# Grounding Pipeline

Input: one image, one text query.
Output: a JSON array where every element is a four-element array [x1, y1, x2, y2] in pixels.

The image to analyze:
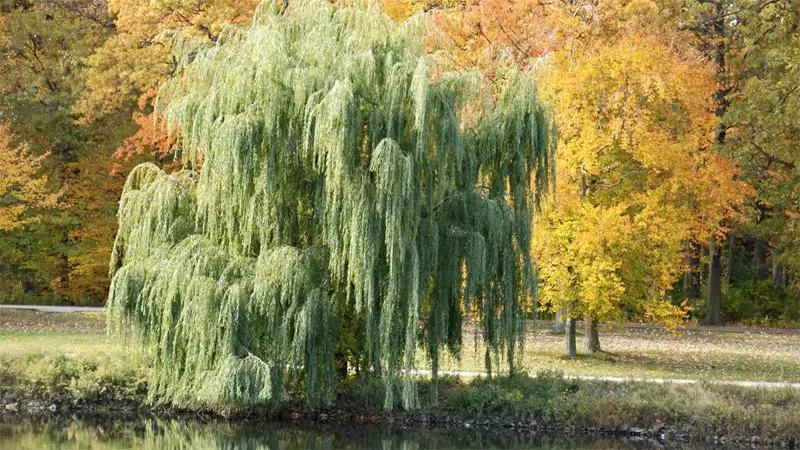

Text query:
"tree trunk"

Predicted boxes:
[[754, 239, 769, 281], [706, 240, 722, 326], [684, 240, 701, 299], [773, 247, 787, 290], [552, 308, 566, 332], [726, 236, 735, 287], [583, 318, 600, 354], [564, 318, 576, 358]]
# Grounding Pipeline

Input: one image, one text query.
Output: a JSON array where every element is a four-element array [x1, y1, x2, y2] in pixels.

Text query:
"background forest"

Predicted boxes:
[[1, 0, 799, 329]]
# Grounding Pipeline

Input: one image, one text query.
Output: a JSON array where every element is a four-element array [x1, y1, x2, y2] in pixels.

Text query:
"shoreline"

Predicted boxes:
[[2, 372, 799, 448]]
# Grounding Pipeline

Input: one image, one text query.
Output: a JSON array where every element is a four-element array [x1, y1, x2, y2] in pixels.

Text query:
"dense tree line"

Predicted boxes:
[[1, 0, 799, 350]]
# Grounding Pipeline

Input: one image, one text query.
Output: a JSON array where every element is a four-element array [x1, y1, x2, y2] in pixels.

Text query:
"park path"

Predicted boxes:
[[410, 369, 800, 389], [2, 304, 800, 335], [0, 304, 103, 313]]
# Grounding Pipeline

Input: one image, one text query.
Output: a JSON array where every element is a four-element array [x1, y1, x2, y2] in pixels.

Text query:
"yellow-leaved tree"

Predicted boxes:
[[0, 124, 59, 232], [435, 0, 753, 355], [535, 33, 751, 355]]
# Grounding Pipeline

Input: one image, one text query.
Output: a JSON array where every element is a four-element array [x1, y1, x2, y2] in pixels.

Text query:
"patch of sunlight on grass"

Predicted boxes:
[[414, 325, 800, 382], [0, 331, 118, 359]]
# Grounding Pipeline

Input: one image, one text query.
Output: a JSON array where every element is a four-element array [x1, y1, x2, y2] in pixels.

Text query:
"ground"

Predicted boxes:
[[0, 309, 112, 360], [431, 326, 800, 383], [2, 309, 799, 383]]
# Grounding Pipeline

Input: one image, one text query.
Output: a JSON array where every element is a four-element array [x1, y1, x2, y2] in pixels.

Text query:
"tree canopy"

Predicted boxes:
[[107, 0, 554, 410]]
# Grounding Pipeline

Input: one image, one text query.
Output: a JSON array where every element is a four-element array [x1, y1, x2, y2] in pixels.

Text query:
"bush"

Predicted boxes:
[[724, 280, 800, 325]]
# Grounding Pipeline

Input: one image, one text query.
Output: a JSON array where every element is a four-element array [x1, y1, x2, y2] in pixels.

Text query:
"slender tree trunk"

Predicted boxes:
[[684, 240, 700, 299], [726, 236, 735, 287], [583, 318, 600, 354], [773, 247, 787, 290], [564, 318, 576, 358], [706, 240, 722, 325], [754, 239, 769, 281], [552, 308, 566, 332]]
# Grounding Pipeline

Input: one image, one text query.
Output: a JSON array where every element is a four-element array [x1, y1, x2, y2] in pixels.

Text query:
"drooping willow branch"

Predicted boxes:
[[108, 0, 555, 411]]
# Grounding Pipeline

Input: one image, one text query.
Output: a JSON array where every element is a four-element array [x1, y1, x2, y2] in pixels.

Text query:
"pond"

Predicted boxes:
[[0, 417, 718, 449]]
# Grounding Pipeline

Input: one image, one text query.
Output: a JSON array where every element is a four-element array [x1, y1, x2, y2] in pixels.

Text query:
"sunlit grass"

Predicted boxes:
[[416, 326, 800, 383]]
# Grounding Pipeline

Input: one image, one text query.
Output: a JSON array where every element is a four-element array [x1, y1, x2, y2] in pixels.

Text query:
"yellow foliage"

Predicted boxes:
[[534, 33, 751, 325], [0, 124, 59, 232]]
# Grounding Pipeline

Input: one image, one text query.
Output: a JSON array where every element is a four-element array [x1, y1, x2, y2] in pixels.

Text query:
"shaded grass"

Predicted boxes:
[[0, 310, 105, 334]]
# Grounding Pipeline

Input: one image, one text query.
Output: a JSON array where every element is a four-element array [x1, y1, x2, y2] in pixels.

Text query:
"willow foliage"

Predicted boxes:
[[108, 0, 554, 410]]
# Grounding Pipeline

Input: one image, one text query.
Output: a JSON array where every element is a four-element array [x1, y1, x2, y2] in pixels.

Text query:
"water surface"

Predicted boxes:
[[0, 417, 710, 449]]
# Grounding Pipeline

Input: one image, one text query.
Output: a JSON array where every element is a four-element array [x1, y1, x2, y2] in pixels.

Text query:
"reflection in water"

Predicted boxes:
[[0, 417, 704, 449]]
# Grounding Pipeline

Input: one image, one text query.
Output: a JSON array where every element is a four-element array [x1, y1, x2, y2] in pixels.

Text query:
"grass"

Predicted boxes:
[[0, 310, 145, 403], [423, 325, 800, 383], [432, 373, 800, 441], [2, 309, 799, 385]]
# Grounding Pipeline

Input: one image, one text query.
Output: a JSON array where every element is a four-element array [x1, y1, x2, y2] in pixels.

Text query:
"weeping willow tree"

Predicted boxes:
[[108, 0, 554, 411]]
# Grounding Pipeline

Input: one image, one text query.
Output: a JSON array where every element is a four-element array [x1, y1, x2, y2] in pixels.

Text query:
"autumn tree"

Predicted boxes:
[[108, 1, 553, 410], [439, 0, 752, 350], [681, 0, 800, 321], [0, 0, 128, 303], [535, 32, 751, 355], [77, 0, 259, 118], [0, 123, 60, 299], [0, 124, 58, 232], [721, 0, 800, 290]]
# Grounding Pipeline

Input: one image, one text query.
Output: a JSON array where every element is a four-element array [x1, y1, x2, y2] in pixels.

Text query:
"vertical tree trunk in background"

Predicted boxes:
[[706, 240, 722, 325], [564, 318, 576, 358], [726, 236, 735, 287], [584, 318, 600, 354], [773, 247, 787, 290], [754, 239, 769, 281], [684, 240, 701, 299], [552, 309, 566, 332]]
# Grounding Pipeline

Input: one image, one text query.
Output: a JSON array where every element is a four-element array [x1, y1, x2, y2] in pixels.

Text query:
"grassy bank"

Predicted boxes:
[[2, 310, 800, 445]]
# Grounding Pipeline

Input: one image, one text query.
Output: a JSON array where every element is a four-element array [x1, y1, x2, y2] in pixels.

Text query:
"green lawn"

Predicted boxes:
[[2, 310, 799, 383]]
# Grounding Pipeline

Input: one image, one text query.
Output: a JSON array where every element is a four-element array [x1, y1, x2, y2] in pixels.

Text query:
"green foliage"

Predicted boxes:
[[108, 0, 554, 410], [723, 281, 800, 326]]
